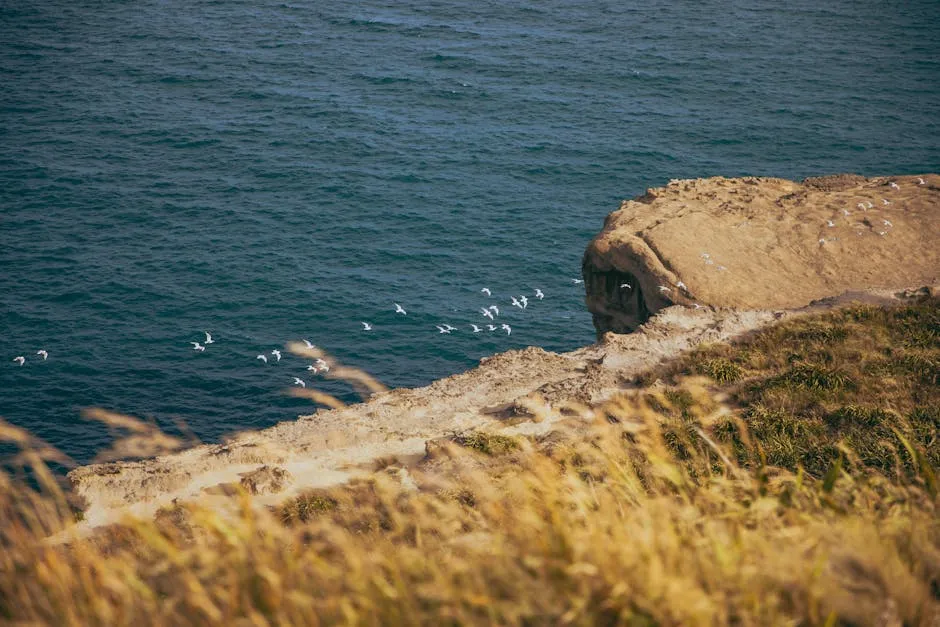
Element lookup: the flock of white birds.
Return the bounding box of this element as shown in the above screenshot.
[167,286,556,389]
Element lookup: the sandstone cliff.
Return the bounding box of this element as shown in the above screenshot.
[583,174,939,335]
[67,173,938,526]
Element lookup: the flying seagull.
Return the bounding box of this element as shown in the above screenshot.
[302,339,315,349]
[519,295,528,309]
[534,288,544,300]
[292,377,306,388]
[470,324,482,332]
[394,303,407,315]
[444,324,457,332]
[620,283,632,289]
[917,177,926,185]
[36,350,48,360]
[361,322,372,331]
[257,354,268,363]
[572,278,584,284]
[511,296,523,309]
[436,325,451,334]
[271,349,281,362]
[489,305,499,316]
[190,342,206,352]
[481,307,494,320]
[501,323,512,335]
[481,288,491,296]
[204,332,214,344]
[487,324,497,331]
[13,356,25,366]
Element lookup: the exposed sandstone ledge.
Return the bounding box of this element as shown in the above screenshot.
[583,174,939,335]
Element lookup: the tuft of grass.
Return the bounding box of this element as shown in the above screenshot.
[452,431,521,456]
[695,357,742,383]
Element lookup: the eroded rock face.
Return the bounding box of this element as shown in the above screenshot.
[239,465,293,495]
[583,174,939,336]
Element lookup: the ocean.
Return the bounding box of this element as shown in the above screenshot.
[1,0,938,463]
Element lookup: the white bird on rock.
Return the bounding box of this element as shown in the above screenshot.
[481,288,491,296]
[36,350,48,360]
[13,356,25,366]
[826,220,835,228]
[190,342,206,352]
[204,332,214,345]
[882,199,890,206]
[293,377,306,388]
[501,323,512,335]
[842,208,851,216]
[394,303,407,315]
[658,285,671,293]
[676,281,686,290]
[917,177,926,185]
[257,354,268,363]
[271,349,281,361]
[883,219,893,227]
[361,322,372,331]
[534,288,544,300]
[865,201,873,209]
[481,307,494,320]
[889,182,900,190]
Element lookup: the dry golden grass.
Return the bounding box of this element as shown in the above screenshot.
[0,300,937,626]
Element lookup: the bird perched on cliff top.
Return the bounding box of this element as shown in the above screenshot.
[826,220,835,228]
[501,324,512,335]
[36,350,48,360]
[361,322,372,331]
[190,342,205,352]
[865,201,873,209]
[480,307,494,320]
[917,177,926,185]
[676,281,687,290]
[534,288,544,300]
[882,199,890,206]
[204,332,214,345]
[394,303,407,315]
[842,208,851,216]
[292,377,306,388]
[257,354,268,363]
[889,182,900,190]
[271,349,282,361]
[658,285,671,293]
[883,219,893,227]
[13,356,25,366]
[481,288,491,296]
[857,202,866,211]
[470,324,482,332]
[520,295,528,309]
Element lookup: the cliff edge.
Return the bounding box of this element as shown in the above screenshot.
[583,174,939,335]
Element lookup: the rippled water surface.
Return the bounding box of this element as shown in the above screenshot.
[2,0,938,461]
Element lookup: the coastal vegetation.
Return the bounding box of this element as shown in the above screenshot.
[0,298,937,625]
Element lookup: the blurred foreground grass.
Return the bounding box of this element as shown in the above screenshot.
[1,299,937,625]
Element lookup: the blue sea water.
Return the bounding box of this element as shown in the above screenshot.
[1,1,938,463]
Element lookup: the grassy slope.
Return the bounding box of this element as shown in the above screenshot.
[0,299,937,626]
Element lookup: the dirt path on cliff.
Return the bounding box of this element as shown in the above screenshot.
[69,305,789,527]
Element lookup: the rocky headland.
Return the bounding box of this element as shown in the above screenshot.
[68,174,939,526]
